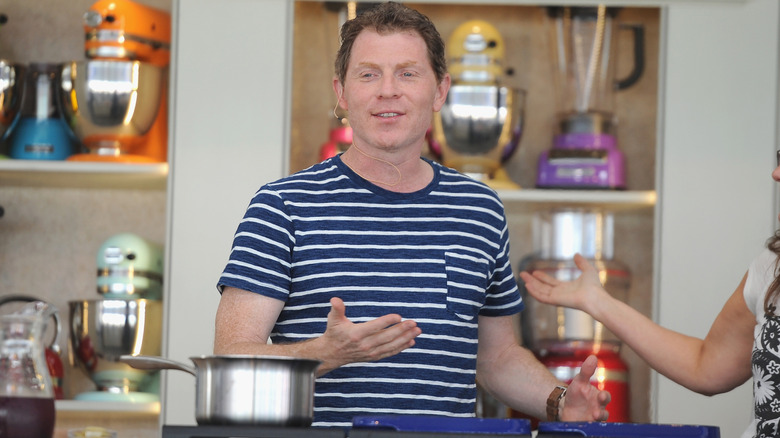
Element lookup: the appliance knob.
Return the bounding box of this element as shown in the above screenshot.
[83,10,102,28]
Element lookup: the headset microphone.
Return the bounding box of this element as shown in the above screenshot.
[334,89,344,120]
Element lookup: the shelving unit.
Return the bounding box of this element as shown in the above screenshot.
[0,159,652,209]
[56,400,160,415]
[498,189,656,214]
[55,400,161,436]
[0,160,168,190]
[0,159,168,425]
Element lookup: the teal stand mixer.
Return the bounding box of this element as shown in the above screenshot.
[69,233,164,403]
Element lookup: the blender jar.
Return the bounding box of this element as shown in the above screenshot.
[0,302,57,438]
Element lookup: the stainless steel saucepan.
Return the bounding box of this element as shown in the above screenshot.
[120,354,320,426]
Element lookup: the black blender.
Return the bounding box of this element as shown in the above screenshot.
[536,6,643,189]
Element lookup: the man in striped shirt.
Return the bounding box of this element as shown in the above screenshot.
[215,1,610,428]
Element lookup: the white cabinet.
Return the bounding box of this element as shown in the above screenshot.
[162,0,292,426]
[655,1,777,435]
[165,0,779,436]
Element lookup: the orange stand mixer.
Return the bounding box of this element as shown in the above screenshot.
[64,0,170,163]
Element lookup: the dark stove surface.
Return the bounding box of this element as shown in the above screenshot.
[162,425,531,438]
[349,431,531,438]
[162,425,346,438]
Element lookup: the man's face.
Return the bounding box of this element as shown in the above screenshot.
[334,29,450,153]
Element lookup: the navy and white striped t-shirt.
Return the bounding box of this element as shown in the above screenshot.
[217,155,523,427]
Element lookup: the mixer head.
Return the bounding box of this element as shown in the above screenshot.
[96,232,164,300]
[84,0,171,67]
[447,20,506,85]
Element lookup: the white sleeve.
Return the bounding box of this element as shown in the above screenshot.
[743,248,778,317]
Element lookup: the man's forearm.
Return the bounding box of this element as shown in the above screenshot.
[214,337,339,377]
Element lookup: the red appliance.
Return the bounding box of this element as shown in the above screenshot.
[319,123,352,161]
[514,208,632,423]
[539,341,630,423]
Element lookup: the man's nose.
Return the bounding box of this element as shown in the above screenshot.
[378,75,400,97]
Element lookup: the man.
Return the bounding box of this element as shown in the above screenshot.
[214,1,610,427]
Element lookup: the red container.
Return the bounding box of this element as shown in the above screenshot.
[510,342,630,425]
[540,344,630,423]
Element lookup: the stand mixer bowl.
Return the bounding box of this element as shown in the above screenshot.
[59,60,165,157]
[0,60,25,141]
[69,299,162,402]
[432,84,524,178]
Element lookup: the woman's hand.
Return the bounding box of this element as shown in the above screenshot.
[518,253,608,317]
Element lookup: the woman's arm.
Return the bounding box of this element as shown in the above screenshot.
[519,254,754,395]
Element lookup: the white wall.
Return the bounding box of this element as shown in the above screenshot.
[163,0,292,426]
[656,0,779,435]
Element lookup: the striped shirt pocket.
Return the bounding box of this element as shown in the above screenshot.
[444,251,489,321]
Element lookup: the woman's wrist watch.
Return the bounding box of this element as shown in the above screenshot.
[546,385,568,421]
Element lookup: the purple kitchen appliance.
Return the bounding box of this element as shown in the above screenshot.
[536,6,643,190]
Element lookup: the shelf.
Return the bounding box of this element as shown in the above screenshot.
[497,189,656,213]
[0,160,168,190]
[56,400,160,416]
[406,0,745,5]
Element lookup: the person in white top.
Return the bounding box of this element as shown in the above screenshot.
[520,154,780,438]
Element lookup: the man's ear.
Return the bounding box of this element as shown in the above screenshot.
[333,77,346,112]
[433,73,451,112]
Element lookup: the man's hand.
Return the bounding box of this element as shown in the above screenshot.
[560,355,611,422]
[316,297,422,372]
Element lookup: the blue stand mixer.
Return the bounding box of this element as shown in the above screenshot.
[7,63,76,160]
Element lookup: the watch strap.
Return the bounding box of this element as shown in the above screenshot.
[546,385,568,421]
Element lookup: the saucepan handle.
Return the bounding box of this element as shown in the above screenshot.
[119,355,197,376]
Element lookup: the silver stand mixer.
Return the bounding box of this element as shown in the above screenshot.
[69,233,164,402]
[430,19,525,189]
